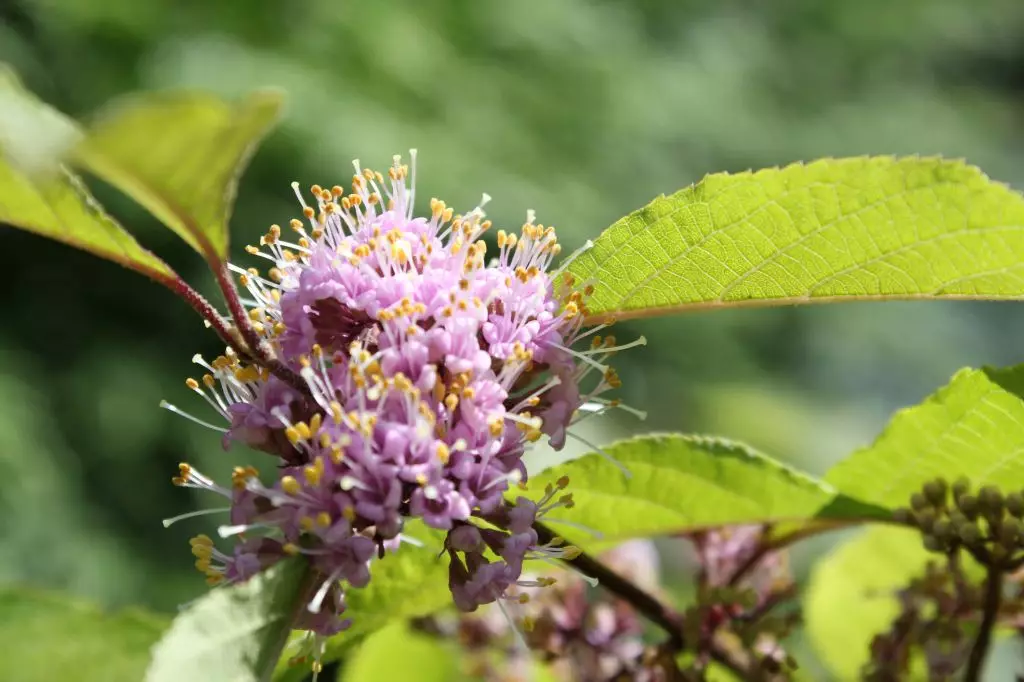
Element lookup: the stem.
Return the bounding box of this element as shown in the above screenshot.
[963,565,1002,682]
[212,263,309,395]
[167,276,249,359]
[532,522,683,647]
[728,519,865,587]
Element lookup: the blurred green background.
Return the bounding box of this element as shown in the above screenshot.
[2,0,1024,676]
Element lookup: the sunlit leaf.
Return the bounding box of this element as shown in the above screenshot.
[521,434,880,551]
[75,88,284,262]
[804,526,983,679]
[273,523,450,682]
[0,586,167,682]
[147,558,309,682]
[337,621,460,682]
[570,157,1024,322]
[826,364,1024,510]
[0,67,176,283]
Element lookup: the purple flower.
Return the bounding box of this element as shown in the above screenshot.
[164,153,638,677]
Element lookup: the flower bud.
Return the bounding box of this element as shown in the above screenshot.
[931,518,952,542]
[1000,518,1021,548]
[957,523,982,546]
[952,477,970,498]
[915,508,936,533]
[892,508,914,525]
[923,478,948,506]
[956,494,979,519]
[910,492,929,512]
[1006,492,1024,518]
[979,485,1005,518]
[922,534,945,553]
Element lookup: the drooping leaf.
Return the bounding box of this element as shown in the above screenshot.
[0,586,167,682]
[146,558,309,682]
[521,434,879,551]
[570,157,1024,322]
[804,526,983,680]
[74,88,284,262]
[273,523,450,682]
[0,67,177,284]
[826,365,1024,510]
[337,621,461,682]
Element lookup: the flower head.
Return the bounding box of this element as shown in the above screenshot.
[161,153,639,675]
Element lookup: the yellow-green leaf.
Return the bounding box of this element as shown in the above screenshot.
[570,157,1024,322]
[521,434,881,551]
[826,365,1024,510]
[804,526,983,680]
[75,89,284,262]
[0,67,176,283]
[0,586,168,682]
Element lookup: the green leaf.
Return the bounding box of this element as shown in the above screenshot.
[146,558,309,682]
[337,621,460,682]
[569,157,1024,322]
[826,365,1024,510]
[521,434,878,550]
[74,88,284,262]
[0,586,167,682]
[0,67,177,284]
[273,523,451,682]
[804,526,982,679]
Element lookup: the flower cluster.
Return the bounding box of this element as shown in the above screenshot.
[164,153,638,672]
[428,540,665,681]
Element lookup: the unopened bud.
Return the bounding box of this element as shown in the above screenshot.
[952,477,970,498]
[922,534,945,553]
[957,494,979,518]
[958,523,982,545]
[979,485,1005,518]
[910,492,929,512]
[932,518,952,542]
[923,479,948,506]
[893,508,914,525]
[1006,493,1024,518]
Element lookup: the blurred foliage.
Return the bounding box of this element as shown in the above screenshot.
[1,0,1023,677]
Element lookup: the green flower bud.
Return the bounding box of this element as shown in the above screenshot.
[957,494,979,518]
[932,518,952,541]
[916,508,936,532]
[892,508,914,525]
[910,492,929,511]
[958,523,982,545]
[952,477,971,497]
[979,485,1004,516]
[1006,493,1024,518]
[1000,518,1021,548]
[923,478,948,506]
[922,534,945,553]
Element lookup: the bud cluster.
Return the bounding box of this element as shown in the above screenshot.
[894,477,1024,567]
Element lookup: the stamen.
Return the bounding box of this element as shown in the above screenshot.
[159,400,229,433]
[162,507,230,528]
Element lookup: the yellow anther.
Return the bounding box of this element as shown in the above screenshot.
[319,431,332,448]
[281,475,301,495]
[316,511,332,528]
[206,574,224,586]
[302,206,315,219]
[415,473,428,486]
[190,534,213,547]
[330,445,345,464]
[489,419,504,437]
[245,245,260,255]
[202,374,216,389]
[436,442,450,465]
[185,378,200,391]
[304,457,324,486]
[342,506,356,521]
[285,426,302,446]
[282,543,300,556]
[299,516,315,531]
